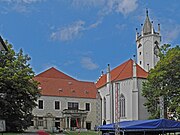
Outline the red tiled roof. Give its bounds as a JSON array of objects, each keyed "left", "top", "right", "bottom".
[
  {"left": 96, "top": 59, "right": 148, "bottom": 88},
  {"left": 36, "top": 67, "right": 77, "bottom": 80},
  {"left": 35, "top": 67, "right": 97, "bottom": 99}
]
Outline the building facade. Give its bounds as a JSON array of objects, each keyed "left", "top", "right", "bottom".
[
  {"left": 96, "top": 10, "right": 161, "bottom": 124},
  {"left": 29, "top": 67, "right": 101, "bottom": 132}
]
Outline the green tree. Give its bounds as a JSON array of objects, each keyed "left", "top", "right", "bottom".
[
  {"left": 142, "top": 45, "right": 180, "bottom": 120},
  {"left": 0, "top": 42, "right": 40, "bottom": 131}
]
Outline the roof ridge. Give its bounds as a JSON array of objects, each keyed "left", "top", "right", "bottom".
[
  {"left": 112, "top": 59, "right": 132, "bottom": 81},
  {"left": 36, "top": 67, "right": 77, "bottom": 81},
  {"left": 96, "top": 73, "right": 105, "bottom": 84}
]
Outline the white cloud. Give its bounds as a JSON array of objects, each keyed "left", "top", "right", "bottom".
[
  {"left": 72, "top": 0, "right": 138, "bottom": 16},
  {"left": 63, "top": 60, "right": 74, "bottom": 66},
  {"left": 163, "top": 25, "right": 180, "bottom": 44},
  {"left": 80, "top": 57, "right": 99, "bottom": 70},
  {"left": 50, "top": 19, "right": 104, "bottom": 41},
  {"left": 72, "top": 0, "right": 105, "bottom": 8},
  {"left": 100, "top": 0, "right": 138, "bottom": 16},
  {"left": 0, "top": 0, "right": 43, "bottom": 13},
  {"left": 71, "top": 0, "right": 138, "bottom": 31},
  {"left": 88, "top": 18, "right": 103, "bottom": 29},
  {"left": 115, "top": 24, "right": 127, "bottom": 30},
  {"left": 116, "top": 0, "right": 138, "bottom": 15},
  {"left": 51, "top": 20, "right": 85, "bottom": 41},
  {"left": 50, "top": 0, "right": 138, "bottom": 42}
]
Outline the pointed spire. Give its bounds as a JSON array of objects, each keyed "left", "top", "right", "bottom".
[
  {"left": 101, "top": 70, "right": 104, "bottom": 75},
  {"left": 107, "top": 64, "right": 110, "bottom": 83},
  {"left": 107, "top": 64, "right": 110, "bottom": 73},
  {"left": 136, "top": 28, "right": 138, "bottom": 40},
  {"left": 133, "top": 55, "right": 137, "bottom": 78},
  {"left": 146, "top": 8, "right": 148, "bottom": 17},
  {"left": 151, "top": 21, "right": 154, "bottom": 34},
  {"left": 141, "top": 24, "right": 143, "bottom": 36},
  {"left": 143, "top": 9, "right": 152, "bottom": 35},
  {"left": 158, "top": 23, "right": 161, "bottom": 34}
]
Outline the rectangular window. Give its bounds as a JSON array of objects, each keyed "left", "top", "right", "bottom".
[
  {"left": 85, "top": 103, "right": 90, "bottom": 111},
  {"left": 38, "top": 100, "right": 43, "bottom": 109},
  {"left": 31, "top": 121, "right": 34, "bottom": 126},
  {"left": 68, "top": 102, "right": 79, "bottom": 110},
  {"left": 55, "top": 101, "right": 60, "bottom": 110},
  {"left": 38, "top": 121, "right": 43, "bottom": 126},
  {"left": 38, "top": 117, "right": 43, "bottom": 126},
  {"left": 55, "top": 117, "right": 60, "bottom": 120},
  {"left": 86, "top": 122, "right": 91, "bottom": 130}
]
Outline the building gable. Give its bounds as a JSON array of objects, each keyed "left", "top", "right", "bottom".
[
  {"left": 96, "top": 59, "right": 148, "bottom": 88},
  {"left": 36, "top": 67, "right": 76, "bottom": 81},
  {"left": 35, "top": 67, "right": 97, "bottom": 99}
]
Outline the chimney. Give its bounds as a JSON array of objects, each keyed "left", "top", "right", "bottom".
[{"left": 133, "top": 55, "right": 136, "bottom": 78}]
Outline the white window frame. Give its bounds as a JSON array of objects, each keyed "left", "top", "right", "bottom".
[
  {"left": 119, "top": 94, "right": 125, "bottom": 118},
  {"left": 38, "top": 99, "right": 44, "bottom": 110},
  {"left": 54, "top": 100, "right": 61, "bottom": 110},
  {"left": 38, "top": 116, "right": 44, "bottom": 127},
  {"left": 67, "top": 101, "right": 79, "bottom": 110},
  {"left": 85, "top": 102, "right": 91, "bottom": 111}
]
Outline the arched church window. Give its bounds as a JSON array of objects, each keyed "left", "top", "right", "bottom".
[
  {"left": 138, "top": 43, "right": 142, "bottom": 48},
  {"left": 104, "top": 97, "right": 106, "bottom": 119},
  {"left": 154, "top": 41, "right": 159, "bottom": 57},
  {"left": 120, "top": 94, "right": 125, "bottom": 118},
  {"left": 154, "top": 41, "right": 158, "bottom": 45},
  {"left": 140, "top": 61, "right": 142, "bottom": 65}
]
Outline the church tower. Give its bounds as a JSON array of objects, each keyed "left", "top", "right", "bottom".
[{"left": 136, "top": 10, "right": 161, "bottom": 72}]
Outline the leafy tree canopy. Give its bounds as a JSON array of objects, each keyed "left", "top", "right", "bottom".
[
  {"left": 0, "top": 42, "right": 40, "bottom": 131},
  {"left": 142, "top": 44, "right": 180, "bottom": 120}
]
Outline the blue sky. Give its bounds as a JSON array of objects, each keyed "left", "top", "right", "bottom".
[{"left": 0, "top": 0, "right": 180, "bottom": 82}]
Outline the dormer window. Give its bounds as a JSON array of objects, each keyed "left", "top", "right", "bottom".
[
  {"left": 84, "top": 90, "right": 89, "bottom": 94},
  {"left": 58, "top": 88, "right": 63, "bottom": 92},
  {"left": 68, "top": 82, "right": 72, "bottom": 85},
  {"left": 71, "top": 89, "right": 75, "bottom": 93}
]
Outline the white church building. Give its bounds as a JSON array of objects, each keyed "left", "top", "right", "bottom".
[{"left": 96, "top": 10, "right": 161, "bottom": 124}]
